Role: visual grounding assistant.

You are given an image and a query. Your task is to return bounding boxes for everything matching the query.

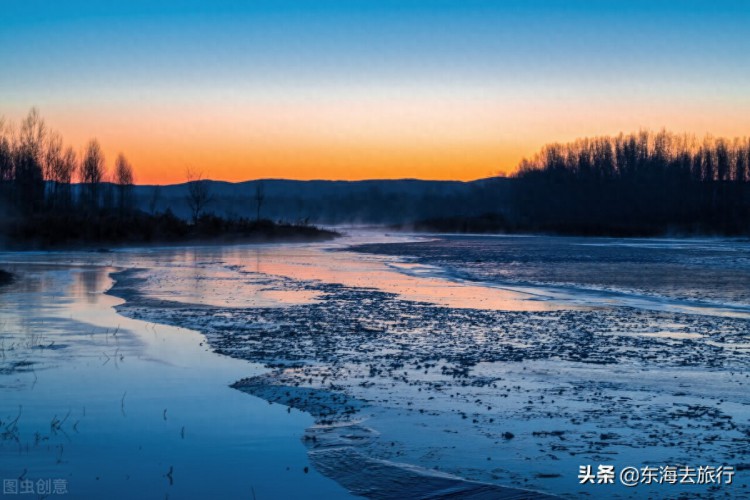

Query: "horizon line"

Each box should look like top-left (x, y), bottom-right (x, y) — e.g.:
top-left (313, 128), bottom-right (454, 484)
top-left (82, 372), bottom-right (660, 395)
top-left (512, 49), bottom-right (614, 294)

top-left (119, 175), bottom-right (509, 187)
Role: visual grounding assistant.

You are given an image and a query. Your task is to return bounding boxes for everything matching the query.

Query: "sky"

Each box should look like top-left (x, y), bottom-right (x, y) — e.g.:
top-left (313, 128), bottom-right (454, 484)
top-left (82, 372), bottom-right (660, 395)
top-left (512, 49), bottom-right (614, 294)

top-left (2, 1), bottom-right (750, 184)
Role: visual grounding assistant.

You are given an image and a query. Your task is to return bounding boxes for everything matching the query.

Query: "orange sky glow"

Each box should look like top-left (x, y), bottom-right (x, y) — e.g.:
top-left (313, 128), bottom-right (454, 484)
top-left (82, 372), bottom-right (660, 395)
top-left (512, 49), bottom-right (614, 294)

top-left (13, 90), bottom-right (745, 185)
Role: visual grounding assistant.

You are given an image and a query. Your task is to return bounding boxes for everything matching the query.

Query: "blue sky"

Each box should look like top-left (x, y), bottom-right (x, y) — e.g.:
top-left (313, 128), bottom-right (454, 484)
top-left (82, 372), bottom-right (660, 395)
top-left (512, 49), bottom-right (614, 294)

top-left (2, 1), bottom-right (749, 182)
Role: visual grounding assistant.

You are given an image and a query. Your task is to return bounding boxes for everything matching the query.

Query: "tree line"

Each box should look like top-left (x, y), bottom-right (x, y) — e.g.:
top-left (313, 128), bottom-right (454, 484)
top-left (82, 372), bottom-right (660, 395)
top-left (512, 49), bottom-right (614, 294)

top-left (0, 108), bottom-right (135, 218)
top-left (0, 108), bottom-right (335, 248)
top-left (4, 108), bottom-right (748, 239)
top-left (511, 130), bottom-right (750, 235)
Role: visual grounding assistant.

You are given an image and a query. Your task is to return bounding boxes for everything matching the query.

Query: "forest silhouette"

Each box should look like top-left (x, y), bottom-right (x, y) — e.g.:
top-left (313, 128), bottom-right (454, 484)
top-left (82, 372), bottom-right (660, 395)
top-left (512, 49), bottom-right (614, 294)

top-left (1, 109), bottom-right (749, 245)
top-left (512, 130), bottom-right (750, 235)
top-left (0, 109), bottom-right (335, 248)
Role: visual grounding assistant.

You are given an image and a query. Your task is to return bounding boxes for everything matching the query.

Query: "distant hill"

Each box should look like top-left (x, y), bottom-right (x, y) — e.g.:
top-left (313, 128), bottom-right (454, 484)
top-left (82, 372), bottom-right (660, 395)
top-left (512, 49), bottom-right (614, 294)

top-left (129, 178), bottom-right (512, 225)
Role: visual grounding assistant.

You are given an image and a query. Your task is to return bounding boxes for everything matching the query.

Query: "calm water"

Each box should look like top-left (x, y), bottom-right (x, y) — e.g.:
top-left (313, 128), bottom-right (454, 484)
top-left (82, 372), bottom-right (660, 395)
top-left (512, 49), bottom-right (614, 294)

top-left (0, 263), bottom-right (354, 499)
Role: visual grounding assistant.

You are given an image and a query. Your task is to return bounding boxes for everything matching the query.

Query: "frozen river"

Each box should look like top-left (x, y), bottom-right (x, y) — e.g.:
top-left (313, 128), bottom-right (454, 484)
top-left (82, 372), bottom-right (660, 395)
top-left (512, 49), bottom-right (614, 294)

top-left (1, 232), bottom-right (748, 498)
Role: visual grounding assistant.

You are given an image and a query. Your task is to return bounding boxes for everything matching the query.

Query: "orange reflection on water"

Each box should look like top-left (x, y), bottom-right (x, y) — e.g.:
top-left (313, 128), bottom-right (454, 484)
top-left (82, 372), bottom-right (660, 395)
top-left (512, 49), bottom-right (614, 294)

top-left (224, 246), bottom-right (562, 311)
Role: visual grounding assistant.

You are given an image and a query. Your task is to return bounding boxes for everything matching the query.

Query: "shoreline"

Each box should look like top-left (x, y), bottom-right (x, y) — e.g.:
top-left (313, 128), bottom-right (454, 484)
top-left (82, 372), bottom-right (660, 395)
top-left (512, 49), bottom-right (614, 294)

top-left (1, 211), bottom-right (340, 252)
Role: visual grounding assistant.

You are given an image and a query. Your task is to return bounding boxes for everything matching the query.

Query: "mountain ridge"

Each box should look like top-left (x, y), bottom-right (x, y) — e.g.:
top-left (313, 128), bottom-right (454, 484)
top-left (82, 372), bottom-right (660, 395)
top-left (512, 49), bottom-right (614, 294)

top-left (126, 177), bottom-right (512, 224)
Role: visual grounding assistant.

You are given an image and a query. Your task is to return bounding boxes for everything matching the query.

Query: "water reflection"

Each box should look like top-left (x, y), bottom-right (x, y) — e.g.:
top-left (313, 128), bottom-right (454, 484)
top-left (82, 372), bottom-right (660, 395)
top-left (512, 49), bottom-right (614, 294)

top-left (0, 237), bottom-right (584, 313)
top-left (0, 261), bottom-right (353, 499)
top-left (116, 243), bottom-right (564, 312)
top-left (4, 233), bottom-right (750, 317)
top-left (74, 266), bottom-right (106, 303)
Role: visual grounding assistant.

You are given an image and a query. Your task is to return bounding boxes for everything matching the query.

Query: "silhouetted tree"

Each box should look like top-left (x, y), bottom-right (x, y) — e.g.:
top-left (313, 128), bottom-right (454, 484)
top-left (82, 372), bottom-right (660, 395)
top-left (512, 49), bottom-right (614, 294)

top-left (0, 118), bottom-right (14, 212)
top-left (57, 146), bottom-right (78, 210)
top-left (185, 168), bottom-right (212, 224)
top-left (80, 139), bottom-right (106, 212)
top-left (44, 131), bottom-right (68, 209)
top-left (114, 153), bottom-right (134, 214)
top-left (14, 108), bottom-right (46, 214)
top-left (18, 108), bottom-right (46, 160)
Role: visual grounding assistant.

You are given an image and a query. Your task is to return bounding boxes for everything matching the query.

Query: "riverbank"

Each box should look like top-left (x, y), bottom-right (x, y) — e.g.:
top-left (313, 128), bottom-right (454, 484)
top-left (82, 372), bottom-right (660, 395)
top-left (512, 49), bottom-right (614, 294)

top-left (1, 212), bottom-right (339, 250)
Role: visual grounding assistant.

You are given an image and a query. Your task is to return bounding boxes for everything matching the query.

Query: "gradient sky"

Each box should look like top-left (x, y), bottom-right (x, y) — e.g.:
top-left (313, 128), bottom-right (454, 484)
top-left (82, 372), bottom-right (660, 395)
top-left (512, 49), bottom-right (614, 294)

top-left (2, 1), bottom-right (750, 184)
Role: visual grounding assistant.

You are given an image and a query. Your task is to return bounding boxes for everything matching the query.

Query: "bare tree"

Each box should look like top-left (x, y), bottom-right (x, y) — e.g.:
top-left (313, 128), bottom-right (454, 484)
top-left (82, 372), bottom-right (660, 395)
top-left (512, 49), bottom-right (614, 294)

top-left (60, 147), bottom-right (77, 184)
top-left (80, 138), bottom-right (106, 211)
top-left (185, 168), bottom-right (212, 224)
top-left (44, 131), bottom-right (65, 207)
top-left (114, 153), bottom-right (135, 213)
top-left (58, 146), bottom-right (77, 209)
top-left (0, 117), bottom-right (13, 181)
top-left (254, 180), bottom-right (265, 221)
top-left (15, 108), bottom-right (46, 213)
top-left (0, 118), bottom-right (14, 212)
top-left (19, 107), bottom-right (46, 160)
top-left (44, 131), bottom-right (63, 181)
